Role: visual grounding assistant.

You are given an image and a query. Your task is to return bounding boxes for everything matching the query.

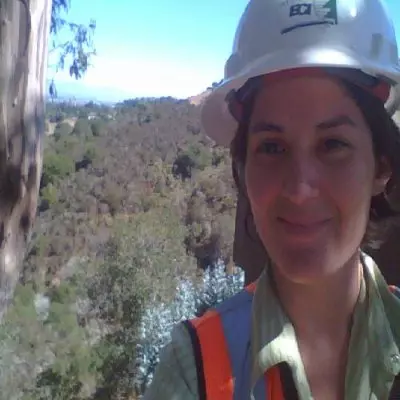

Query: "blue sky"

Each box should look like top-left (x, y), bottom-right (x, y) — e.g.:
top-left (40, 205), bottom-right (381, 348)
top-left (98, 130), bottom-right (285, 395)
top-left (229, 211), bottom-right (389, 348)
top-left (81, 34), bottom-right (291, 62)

top-left (49, 0), bottom-right (400, 103)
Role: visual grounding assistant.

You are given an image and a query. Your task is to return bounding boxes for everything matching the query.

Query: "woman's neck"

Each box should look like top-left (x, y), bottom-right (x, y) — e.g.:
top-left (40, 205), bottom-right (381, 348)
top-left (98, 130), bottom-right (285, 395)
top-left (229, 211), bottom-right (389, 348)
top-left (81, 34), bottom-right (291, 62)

top-left (271, 251), bottom-right (363, 339)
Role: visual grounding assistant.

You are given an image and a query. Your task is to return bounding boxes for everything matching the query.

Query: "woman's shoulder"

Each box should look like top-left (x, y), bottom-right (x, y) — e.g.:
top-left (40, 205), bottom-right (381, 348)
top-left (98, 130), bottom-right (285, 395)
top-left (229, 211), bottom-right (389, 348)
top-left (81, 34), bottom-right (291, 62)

top-left (143, 322), bottom-right (198, 400)
top-left (143, 282), bottom-right (259, 399)
top-left (143, 285), bottom-right (256, 399)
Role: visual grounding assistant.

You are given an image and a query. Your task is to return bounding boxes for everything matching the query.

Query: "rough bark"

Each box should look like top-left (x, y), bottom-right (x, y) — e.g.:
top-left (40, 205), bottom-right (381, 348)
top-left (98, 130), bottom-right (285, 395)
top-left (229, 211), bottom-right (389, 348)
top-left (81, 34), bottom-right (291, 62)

top-left (0, 0), bottom-right (51, 319)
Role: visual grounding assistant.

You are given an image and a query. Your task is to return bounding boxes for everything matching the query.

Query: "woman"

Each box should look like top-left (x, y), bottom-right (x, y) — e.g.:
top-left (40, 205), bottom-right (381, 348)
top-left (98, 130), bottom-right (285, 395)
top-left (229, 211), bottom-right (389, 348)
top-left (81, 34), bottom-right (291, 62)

top-left (144, 0), bottom-right (400, 398)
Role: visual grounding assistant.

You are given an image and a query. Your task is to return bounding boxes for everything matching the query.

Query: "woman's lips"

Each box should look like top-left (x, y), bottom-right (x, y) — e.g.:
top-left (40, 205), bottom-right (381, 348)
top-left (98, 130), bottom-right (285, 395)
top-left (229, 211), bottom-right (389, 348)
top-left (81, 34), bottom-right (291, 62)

top-left (277, 217), bottom-right (331, 237)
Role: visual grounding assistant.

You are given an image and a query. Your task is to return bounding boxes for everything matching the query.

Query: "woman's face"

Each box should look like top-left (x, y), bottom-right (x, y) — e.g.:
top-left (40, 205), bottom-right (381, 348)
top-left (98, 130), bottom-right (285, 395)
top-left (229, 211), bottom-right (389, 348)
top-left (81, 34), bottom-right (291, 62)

top-left (244, 75), bottom-right (390, 283)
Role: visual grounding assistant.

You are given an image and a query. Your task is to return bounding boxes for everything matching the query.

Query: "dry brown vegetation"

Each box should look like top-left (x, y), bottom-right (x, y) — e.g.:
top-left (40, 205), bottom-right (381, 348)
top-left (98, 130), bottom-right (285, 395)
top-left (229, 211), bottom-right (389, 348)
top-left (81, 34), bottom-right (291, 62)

top-left (0, 96), bottom-right (242, 399)
top-left (24, 98), bottom-right (237, 291)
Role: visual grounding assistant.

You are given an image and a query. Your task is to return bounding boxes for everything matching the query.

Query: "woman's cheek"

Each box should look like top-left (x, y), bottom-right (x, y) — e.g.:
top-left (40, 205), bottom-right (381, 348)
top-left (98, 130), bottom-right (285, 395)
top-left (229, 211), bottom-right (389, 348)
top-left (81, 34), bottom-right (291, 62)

top-left (245, 160), bottom-right (279, 205)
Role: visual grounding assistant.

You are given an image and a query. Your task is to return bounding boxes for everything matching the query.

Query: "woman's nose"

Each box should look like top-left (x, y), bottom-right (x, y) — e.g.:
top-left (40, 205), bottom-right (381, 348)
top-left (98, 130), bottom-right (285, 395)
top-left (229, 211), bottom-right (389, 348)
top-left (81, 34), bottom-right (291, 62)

top-left (281, 155), bottom-right (320, 205)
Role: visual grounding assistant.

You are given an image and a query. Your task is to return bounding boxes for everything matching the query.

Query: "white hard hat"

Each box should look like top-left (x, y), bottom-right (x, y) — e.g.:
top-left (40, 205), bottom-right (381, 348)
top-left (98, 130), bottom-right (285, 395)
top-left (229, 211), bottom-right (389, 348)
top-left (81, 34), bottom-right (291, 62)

top-left (201, 0), bottom-right (400, 147)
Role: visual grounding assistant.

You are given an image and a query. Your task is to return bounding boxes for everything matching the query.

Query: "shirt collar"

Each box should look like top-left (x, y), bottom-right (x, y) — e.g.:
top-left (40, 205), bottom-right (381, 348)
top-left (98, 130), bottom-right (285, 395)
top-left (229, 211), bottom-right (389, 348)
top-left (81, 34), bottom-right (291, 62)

top-left (249, 252), bottom-right (400, 396)
top-left (249, 265), bottom-right (310, 396)
top-left (360, 252), bottom-right (400, 376)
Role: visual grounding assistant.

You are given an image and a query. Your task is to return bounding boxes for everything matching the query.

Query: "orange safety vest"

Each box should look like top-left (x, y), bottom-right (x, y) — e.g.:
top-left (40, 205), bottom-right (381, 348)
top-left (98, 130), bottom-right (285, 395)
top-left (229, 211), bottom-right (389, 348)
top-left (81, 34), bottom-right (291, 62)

top-left (183, 282), bottom-right (400, 400)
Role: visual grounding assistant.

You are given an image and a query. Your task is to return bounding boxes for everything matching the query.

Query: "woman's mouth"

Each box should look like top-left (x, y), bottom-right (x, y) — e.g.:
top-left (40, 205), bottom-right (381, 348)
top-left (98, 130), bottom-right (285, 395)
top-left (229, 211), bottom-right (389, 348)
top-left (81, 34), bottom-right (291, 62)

top-left (277, 217), bottom-right (331, 238)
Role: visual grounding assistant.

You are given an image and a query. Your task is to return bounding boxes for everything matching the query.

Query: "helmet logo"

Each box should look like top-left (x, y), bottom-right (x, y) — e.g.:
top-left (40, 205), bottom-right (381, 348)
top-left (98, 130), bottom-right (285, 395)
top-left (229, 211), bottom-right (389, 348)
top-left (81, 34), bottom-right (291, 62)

top-left (289, 3), bottom-right (312, 17)
top-left (281, 0), bottom-right (338, 34)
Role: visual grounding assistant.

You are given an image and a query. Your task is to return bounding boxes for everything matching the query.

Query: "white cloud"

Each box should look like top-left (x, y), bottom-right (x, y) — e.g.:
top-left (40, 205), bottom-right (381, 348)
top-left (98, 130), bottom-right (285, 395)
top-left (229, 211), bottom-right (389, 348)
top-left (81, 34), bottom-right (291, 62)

top-left (52, 55), bottom-right (222, 98)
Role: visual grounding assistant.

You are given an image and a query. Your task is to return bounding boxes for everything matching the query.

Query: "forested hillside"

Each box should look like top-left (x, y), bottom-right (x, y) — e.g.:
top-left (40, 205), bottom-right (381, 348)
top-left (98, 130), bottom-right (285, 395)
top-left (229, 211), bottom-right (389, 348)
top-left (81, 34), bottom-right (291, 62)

top-left (0, 96), bottom-right (243, 399)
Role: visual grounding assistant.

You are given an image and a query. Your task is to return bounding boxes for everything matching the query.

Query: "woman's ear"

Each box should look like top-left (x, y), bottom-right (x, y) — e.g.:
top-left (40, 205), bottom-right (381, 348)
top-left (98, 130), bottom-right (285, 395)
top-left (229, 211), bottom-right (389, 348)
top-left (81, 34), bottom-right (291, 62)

top-left (373, 156), bottom-right (392, 196)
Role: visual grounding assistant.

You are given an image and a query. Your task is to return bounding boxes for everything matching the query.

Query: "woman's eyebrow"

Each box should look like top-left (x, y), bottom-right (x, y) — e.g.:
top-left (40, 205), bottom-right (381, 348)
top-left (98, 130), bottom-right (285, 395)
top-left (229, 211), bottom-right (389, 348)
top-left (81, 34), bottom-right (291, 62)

top-left (250, 121), bottom-right (283, 134)
top-left (250, 114), bottom-right (356, 134)
top-left (317, 115), bottom-right (356, 130)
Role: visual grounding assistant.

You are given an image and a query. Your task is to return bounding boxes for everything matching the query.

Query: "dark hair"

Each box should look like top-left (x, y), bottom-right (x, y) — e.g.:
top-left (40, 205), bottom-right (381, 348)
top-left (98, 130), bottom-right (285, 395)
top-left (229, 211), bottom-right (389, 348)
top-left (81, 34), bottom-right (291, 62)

top-left (230, 78), bottom-right (400, 250)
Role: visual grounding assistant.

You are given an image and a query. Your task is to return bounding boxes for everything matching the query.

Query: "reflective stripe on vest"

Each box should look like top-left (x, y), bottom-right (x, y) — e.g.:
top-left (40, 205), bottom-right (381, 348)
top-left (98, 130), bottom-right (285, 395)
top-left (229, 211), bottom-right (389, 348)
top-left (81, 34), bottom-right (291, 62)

top-left (183, 281), bottom-right (298, 399)
top-left (184, 282), bottom-right (400, 399)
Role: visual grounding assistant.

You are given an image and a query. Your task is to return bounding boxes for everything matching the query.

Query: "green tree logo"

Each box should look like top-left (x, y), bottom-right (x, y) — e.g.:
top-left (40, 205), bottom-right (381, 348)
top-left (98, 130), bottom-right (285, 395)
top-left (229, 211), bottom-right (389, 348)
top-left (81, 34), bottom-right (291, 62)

top-left (318, 0), bottom-right (338, 25)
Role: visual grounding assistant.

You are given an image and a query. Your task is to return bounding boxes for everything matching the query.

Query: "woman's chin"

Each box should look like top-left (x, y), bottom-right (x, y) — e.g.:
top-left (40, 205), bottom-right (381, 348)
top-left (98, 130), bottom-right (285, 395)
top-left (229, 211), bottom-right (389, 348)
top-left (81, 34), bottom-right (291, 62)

top-left (270, 246), bottom-right (338, 285)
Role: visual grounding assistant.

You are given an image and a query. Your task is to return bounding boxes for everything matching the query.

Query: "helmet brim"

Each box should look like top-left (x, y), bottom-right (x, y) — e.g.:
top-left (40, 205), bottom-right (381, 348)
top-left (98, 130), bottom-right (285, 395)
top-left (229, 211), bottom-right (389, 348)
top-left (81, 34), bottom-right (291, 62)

top-left (201, 45), bottom-right (400, 147)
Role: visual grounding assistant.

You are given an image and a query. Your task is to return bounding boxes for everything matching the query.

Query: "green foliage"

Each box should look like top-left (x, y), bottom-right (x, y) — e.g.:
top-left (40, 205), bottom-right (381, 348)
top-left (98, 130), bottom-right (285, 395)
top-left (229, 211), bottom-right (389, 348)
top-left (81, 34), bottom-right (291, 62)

top-left (53, 134), bottom-right (81, 155)
top-left (92, 208), bottom-right (196, 306)
top-left (48, 109), bottom-right (66, 123)
top-left (0, 276), bottom-right (102, 398)
top-left (73, 118), bottom-right (93, 137)
top-left (49, 0), bottom-right (97, 97)
top-left (18, 97), bottom-right (240, 398)
top-left (91, 119), bottom-right (107, 137)
top-left (185, 143), bottom-right (213, 170)
top-left (41, 151), bottom-right (75, 186)
top-left (0, 259), bottom-right (243, 398)
top-left (173, 143), bottom-right (213, 180)
top-left (54, 121), bottom-right (73, 140)
top-left (0, 284), bottom-right (53, 397)
top-left (102, 182), bottom-right (124, 216)
top-left (33, 281), bottom-right (99, 399)
top-left (78, 208), bottom-right (196, 398)
top-left (38, 97), bottom-right (237, 289)
top-left (138, 113), bottom-right (153, 125)
top-left (41, 183), bottom-right (59, 208)
top-left (212, 146), bottom-right (230, 166)
top-left (29, 234), bottom-right (51, 259)
top-left (46, 101), bottom-right (113, 121)
top-left (78, 110), bottom-right (89, 119)
top-left (135, 261), bottom-right (244, 395)
top-left (172, 153), bottom-right (195, 180)
top-left (48, 281), bottom-right (77, 304)
top-left (84, 238), bottom-right (149, 398)
top-left (8, 283), bottom-right (37, 321)
top-left (83, 144), bottom-right (98, 163)
top-left (35, 364), bottom-right (84, 400)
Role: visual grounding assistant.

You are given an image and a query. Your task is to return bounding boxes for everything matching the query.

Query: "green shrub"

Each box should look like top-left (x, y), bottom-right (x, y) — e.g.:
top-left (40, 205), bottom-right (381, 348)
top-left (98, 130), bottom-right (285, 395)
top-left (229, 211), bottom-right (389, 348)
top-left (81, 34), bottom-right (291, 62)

top-left (53, 122), bottom-right (73, 140)
top-left (135, 261), bottom-right (245, 396)
top-left (103, 183), bottom-right (124, 216)
top-left (40, 183), bottom-right (59, 209)
top-left (173, 143), bottom-right (213, 179)
top-left (0, 284), bottom-right (53, 397)
top-left (80, 209), bottom-right (197, 397)
top-left (83, 144), bottom-right (98, 163)
top-left (91, 119), bottom-right (107, 136)
top-left (54, 135), bottom-right (81, 154)
top-left (72, 118), bottom-right (92, 137)
top-left (41, 151), bottom-right (75, 186)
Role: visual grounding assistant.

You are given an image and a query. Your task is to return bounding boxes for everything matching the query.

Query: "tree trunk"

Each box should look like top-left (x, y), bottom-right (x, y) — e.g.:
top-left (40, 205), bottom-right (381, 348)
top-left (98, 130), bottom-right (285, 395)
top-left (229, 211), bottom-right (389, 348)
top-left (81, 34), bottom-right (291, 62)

top-left (0, 0), bottom-right (51, 320)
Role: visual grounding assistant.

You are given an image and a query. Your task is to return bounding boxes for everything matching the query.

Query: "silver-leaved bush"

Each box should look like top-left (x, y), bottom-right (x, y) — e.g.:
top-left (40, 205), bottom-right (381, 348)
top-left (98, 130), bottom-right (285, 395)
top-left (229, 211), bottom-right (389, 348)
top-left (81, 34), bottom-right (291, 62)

top-left (134, 259), bottom-right (244, 396)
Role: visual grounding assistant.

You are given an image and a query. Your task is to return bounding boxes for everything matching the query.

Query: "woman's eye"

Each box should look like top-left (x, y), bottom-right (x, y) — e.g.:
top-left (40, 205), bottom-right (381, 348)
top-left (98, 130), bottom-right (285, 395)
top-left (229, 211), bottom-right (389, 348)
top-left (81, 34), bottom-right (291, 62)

top-left (323, 138), bottom-right (349, 152)
top-left (257, 141), bottom-right (286, 155)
